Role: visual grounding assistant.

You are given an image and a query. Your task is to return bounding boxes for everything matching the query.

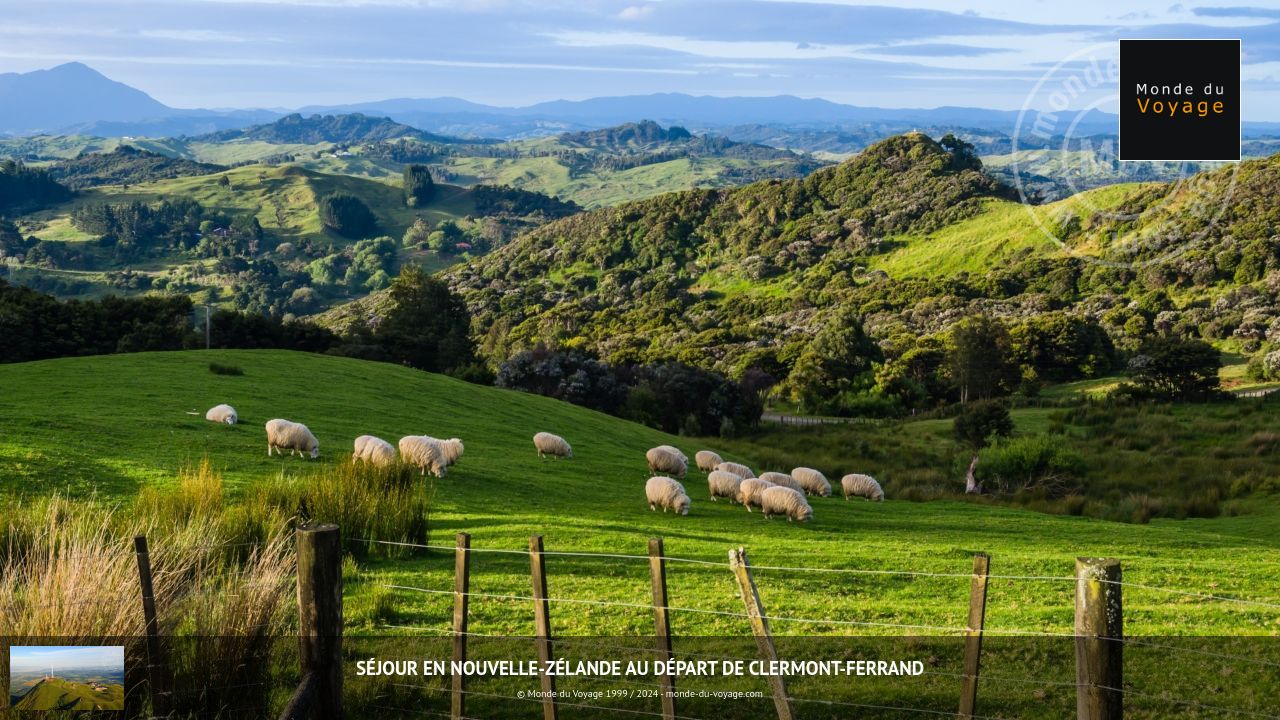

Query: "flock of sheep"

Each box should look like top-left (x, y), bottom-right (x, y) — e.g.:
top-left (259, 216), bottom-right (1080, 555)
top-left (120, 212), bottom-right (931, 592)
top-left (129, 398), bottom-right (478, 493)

top-left (203, 407), bottom-right (882, 524)
top-left (641, 446), bottom-right (883, 523)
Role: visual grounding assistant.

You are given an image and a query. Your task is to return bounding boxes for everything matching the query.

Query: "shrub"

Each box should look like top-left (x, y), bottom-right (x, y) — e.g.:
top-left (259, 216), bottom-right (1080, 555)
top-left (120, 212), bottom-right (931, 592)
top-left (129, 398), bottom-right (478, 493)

top-left (209, 361), bottom-right (244, 376)
top-left (318, 191), bottom-right (378, 239)
top-left (971, 435), bottom-right (1087, 496)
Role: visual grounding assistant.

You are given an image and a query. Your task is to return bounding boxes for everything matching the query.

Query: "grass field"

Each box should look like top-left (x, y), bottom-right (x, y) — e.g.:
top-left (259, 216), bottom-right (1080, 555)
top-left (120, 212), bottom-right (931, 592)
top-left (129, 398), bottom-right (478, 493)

top-left (3, 350), bottom-right (1277, 718)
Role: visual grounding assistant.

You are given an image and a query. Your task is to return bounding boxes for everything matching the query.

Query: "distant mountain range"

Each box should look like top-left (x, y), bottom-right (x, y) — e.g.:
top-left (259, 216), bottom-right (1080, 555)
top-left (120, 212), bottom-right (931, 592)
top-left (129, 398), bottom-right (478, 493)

top-left (4, 62), bottom-right (1280, 144)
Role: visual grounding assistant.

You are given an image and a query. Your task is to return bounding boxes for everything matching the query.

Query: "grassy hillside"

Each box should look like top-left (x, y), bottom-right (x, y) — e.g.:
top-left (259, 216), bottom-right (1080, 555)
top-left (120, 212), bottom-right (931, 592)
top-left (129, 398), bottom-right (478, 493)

top-left (10, 678), bottom-right (124, 711)
top-left (1, 349), bottom-right (1278, 644)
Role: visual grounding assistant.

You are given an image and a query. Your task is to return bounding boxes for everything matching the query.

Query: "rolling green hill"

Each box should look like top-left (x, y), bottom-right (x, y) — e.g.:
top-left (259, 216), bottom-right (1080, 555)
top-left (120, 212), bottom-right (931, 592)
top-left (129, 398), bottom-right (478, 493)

top-left (10, 677), bottom-right (124, 711)
top-left (1, 348), bottom-right (1278, 643)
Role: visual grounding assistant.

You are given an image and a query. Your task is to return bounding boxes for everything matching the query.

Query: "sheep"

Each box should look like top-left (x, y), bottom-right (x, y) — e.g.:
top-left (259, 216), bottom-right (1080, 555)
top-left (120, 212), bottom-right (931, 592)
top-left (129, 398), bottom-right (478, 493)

top-left (533, 432), bottom-right (573, 459)
top-left (707, 470), bottom-right (743, 503)
top-left (656, 445), bottom-right (689, 464)
top-left (737, 477), bottom-right (776, 512)
top-left (399, 435), bottom-right (449, 477)
top-left (716, 461), bottom-right (756, 479)
top-left (695, 450), bottom-right (723, 473)
top-left (759, 471), bottom-right (804, 493)
top-left (265, 419), bottom-right (319, 459)
top-left (646, 446), bottom-right (688, 478)
top-left (353, 435), bottom-right (396, 467)
top-left (439, 438), bottom-right (465, 466)
top-left (760, 486), bottom-right (813, 522)
top-left (841, 473), bottom-right (885, 502)
top-left (205, 404), bottom-right (238, 425)
top-left (645, 476), bottom-right (691, 515)
top-left (791, 467), bottom-right (832, 497)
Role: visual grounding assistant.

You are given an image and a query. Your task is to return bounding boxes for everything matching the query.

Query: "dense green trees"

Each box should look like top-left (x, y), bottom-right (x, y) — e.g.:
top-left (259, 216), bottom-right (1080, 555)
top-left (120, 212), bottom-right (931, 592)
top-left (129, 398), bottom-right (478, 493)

top-left (402, 164), bottom-right (434, 207)
top-left (944, 315), bottom-right (1020, 403)
top-left (787, 307), bottom-right (881, 412)
top-left (372, 266), bottom-right (476, 373)
top-left (1127, 336), bottom-right (1222, 401)
top-left (953, 399), bottom-right (1014, 493)
top-left (0, 159), bottom-right (72, 214)
top-left (318, 192), bottom-right (377, 239)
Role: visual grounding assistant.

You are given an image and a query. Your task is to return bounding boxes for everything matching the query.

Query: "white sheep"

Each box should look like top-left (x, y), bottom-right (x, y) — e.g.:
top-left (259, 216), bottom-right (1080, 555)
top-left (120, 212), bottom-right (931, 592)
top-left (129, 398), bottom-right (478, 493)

top-left (646, 446), bottom-right (688, 478)
top-left (707, 470), bottom-right (743, 503)
top-left (841, 473), bottom-right (884, 502)
top-left (695, 450), bottom-right (723, 473)
top-left (656, 445), bottom-right (689, 464)
top-left (205, 404), bottom-right (238, 425)
top-left (760, 486), bottom-right (813, 522)
top-left (645, 476), bottom-right (691, 515)
top-left (759, 471), bottom-right (804, 493)
top-left (716, 461), bottom-right (755, 479)
top-left (353, 435), bottom-right (396, 467)
top-left (791, 467), bottom-right (832, 497)
top-left (737, 477), bottom-right (776, 512)
top-left (533, 432), bottom-right (573, 459)
top-left (439, 438), bottom-right (465, 466)
top-left (265, 419), bottom-right (319, 459)
top-left (399, 435), bottom-right (449, 477)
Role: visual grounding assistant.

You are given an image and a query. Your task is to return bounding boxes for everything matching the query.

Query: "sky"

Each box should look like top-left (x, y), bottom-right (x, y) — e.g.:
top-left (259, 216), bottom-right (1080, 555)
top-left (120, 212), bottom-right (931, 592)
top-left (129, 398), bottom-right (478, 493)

top-left (9, 645), bottom-right (124, 672)
top-left (0, 0), bottom-right (1279, 117)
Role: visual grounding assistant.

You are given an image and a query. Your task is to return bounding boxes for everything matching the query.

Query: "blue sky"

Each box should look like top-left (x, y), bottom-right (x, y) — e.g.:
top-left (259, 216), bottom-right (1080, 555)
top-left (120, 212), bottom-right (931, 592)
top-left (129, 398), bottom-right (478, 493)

top-left (10, 646), bottom-right (124, 672)
top-left (1, 1), bottom-right (1278, 117)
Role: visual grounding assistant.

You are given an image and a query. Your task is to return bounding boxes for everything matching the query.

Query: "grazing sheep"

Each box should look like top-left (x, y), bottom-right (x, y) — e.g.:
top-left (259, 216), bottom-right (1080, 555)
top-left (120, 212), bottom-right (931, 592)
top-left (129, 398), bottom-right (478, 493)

top-left (533, 432), bottom-right (573, 459)
top-left (716, 461), bottom-right (756, 479)
top-left (695, 450), bottom-right (723, 473)
top-left (353, 435), bottom-right (396, 467)
top-left (841, 474), bottom-right (884, 502)
top-left (205, 404), bottom-right (238, 425)
top-left (646, 446), bottom-right (688, 478)
top-left (759, 471), bottom-right (804, 493)
top-left (399, 435), bottom-right (449, 477)
top-left (439, 438), bottom-right (465, 466)
top-left (707, 470), bottom-right (743, 503)
top-left (265, 419), bottom-right (319, 459)
top-left (645, 476), bottom-right (691, 515)
top-left (656, 445), bottom-right (689, 463)
top-left (760, 486), bottom-right (814, 522)
top-left (791, 467), bottom-right (832, 497)
top-left (737, 477), bottom-right (776, 512)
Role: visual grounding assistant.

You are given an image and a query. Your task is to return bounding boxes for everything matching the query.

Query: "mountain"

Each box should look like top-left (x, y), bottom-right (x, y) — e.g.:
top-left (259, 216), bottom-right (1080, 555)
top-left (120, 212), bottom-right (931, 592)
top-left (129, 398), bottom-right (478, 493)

top-left (0, 63), bottom-right (173, 134)
top-left (48, 145), bottom-right (226, 190)
top-left (195, 113), bottom-right (472, 145)
top-left (445, 132), bottom-right (1280, 405)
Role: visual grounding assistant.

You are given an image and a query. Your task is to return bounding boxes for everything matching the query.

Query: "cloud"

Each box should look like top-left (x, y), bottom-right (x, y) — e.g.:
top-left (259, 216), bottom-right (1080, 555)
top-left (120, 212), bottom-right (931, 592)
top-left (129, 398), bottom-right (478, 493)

top-left (868, 43), bottom-right (1015, 57)
top-left (618, 5), bottom-right (653, 21)
top-left (1192, 6), bottom-right (1280, 19)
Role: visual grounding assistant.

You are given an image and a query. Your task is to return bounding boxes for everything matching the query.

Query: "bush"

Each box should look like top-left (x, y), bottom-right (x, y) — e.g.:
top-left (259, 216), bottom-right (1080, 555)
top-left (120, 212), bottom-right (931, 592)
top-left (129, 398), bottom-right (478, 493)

top-left (209, 362), bottom-right (244, 376)
top-left (971, 435), bottom-right (1087, 496)
top-left (318, 191), bottom-right (378, 239)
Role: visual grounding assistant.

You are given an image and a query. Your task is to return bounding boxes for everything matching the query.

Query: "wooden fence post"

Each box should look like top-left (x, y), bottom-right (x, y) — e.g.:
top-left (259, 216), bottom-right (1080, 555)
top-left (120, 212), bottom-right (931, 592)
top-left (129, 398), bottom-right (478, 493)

top-left (1075, 558), bottom-right (1122, 720)
top-left (296, 523), bottom-right (343, 720)
top-left (648, 538), bottom-right (677, 720)
top-left (134, 535), bottom-right (169, 717)
top-left (529, 535), bottom-right (558, 720)
top-left (958, 552), bottom-right (990, 719)
top-left (452, 533), bottom-right (471, 720)
top-left (728, 547), bottom-right (795, 720)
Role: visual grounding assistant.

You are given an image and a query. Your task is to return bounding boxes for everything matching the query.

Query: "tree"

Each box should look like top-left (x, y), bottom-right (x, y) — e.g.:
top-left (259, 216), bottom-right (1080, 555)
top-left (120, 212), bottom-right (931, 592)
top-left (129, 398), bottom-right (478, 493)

top-left (373, 265), bottom-right (476, 372)
top-left (1127, 336), bottom-right (1221, 401)
top-left (318, 192), bottom-right (377, 239)
top-left (953, 399), bottom-right (1014, 493)
top-left (944, 314), bottom-right (1020, 403)
top-left (787, 307), bottom-right (881, 412)
top-left (403, 164), bottom-right (434, 207)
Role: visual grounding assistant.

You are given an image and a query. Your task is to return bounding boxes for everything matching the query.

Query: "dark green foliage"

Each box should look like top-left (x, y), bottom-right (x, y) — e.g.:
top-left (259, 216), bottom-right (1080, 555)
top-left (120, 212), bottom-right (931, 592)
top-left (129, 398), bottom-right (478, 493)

top-left (471, 184), bottom-right (580, 218)
top-left (953, 399), bottom-right (1014, 451)
top-left (71, 197), bottom-right (208, 260)
top-left (198, 309), bottom-right (338, 353)
top-left (49, 146), bottom-right (224, 189)
top-left (560, 121), bottom-right (693, 148)
top-left (402, 164), bottom-right (434, 206)
top-left (1126, 336), bottom-right (1222, 401)
top-left (1010, 313), bottom-right (1115, 383)
top-left (945, 315), bottom-right (1020, 403)
top-left (318, 191), bottom-right (378, 239)
top-left (624, 362), bottom-right (763, 436)
top-left (370, 266), bottom-right (476, 373)
top-left (0, 159), bottom-right (72, 214)
top-left (497, 346), bottom-right (626, 414)
top-left (787, 306), bottom-right (882, 412)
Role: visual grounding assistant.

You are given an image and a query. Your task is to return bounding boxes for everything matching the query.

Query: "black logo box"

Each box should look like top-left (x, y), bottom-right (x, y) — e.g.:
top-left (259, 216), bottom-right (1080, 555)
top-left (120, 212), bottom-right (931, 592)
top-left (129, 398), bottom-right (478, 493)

top-left (1119, 39), bottom-right (1241, 162)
